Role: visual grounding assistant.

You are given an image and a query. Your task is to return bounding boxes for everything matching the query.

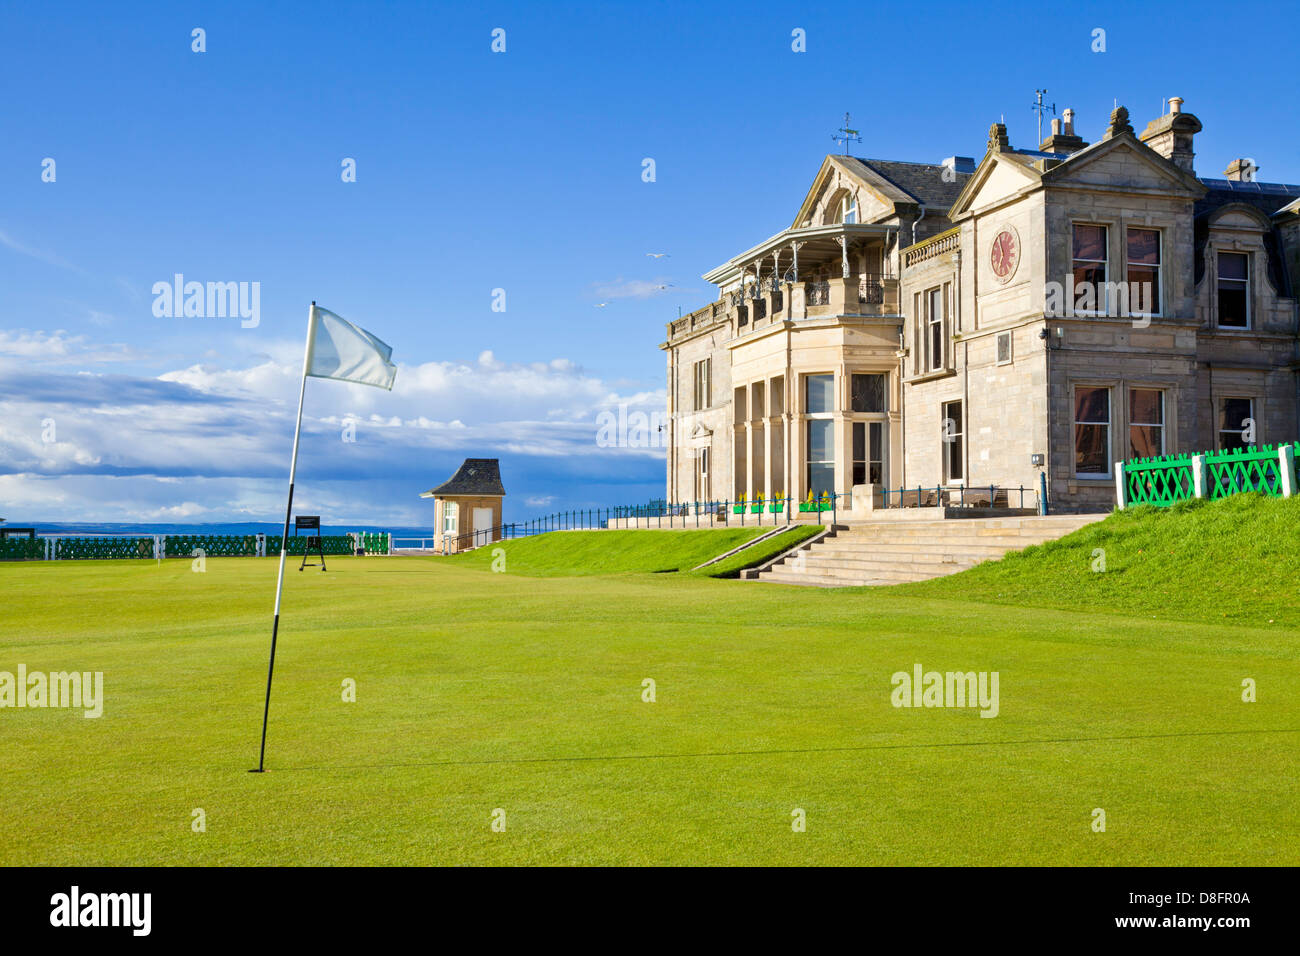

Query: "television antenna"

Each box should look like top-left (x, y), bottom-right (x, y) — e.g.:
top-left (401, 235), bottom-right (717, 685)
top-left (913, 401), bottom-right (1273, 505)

top-left (831, 112), bottom-right (862, 154)
top-left (1031, 89), bottom-right (1056, 145)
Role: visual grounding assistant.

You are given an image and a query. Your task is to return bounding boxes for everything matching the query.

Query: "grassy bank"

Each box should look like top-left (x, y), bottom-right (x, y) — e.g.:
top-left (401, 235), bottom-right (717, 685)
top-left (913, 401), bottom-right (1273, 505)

top-left (902, 494), bottom-right (1300, 628)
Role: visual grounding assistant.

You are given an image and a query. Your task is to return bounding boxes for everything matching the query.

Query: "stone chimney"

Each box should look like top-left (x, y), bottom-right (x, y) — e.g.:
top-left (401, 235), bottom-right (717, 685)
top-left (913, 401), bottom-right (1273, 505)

top-left (987, 122), bottom-right (1010, 152)
top-left (1139, 97), bottom-right (1202, 173)
top-left (1104, 105), bottom-right (1134, 139)
top-left (1039, 108), bottom-right (1088, 154)
top-left (1224, 158), bottom-right (1258, 182)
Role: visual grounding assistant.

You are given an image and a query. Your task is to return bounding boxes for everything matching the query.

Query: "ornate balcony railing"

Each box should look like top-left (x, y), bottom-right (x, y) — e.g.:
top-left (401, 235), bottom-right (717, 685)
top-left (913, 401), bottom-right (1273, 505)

top-left (858, 273), bottom-right (885, 305)
top-left (805, 280), bottom-right (830, 306)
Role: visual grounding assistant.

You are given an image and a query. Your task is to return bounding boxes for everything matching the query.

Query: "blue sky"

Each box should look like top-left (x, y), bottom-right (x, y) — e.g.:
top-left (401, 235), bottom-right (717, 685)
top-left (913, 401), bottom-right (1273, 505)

top-left (2, 0), bottom-right (1296, 526)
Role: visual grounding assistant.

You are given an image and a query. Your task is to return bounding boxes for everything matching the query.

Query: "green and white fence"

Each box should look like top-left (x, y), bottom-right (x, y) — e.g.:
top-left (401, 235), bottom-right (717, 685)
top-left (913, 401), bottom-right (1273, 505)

top-left (1117, 442), bottom-right (1299, 508)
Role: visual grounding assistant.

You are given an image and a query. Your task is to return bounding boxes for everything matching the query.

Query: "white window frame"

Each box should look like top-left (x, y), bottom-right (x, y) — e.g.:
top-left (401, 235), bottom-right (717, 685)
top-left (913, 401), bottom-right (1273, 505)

top-left (1128, 388), bottom-right (1165, 459)
top-left (1125, 227), bottom-right (1162, 318)
top-left (926, 287), bottom-right (944, 372)
top-left (996, 331), bottom-right (1013, 366)
top-left (842, 193), bottom-right (857, 225)
top-left (1071, 222), bottom-right (1109, 316)
top-left (442, 500), bottom-right (459, 534)
top-left (1216, 251), bottom-right (1252, 330)
top-left (942, 399), bottom-right (964, 484)
top-left (1073, 385), bottom-right (1113, 479)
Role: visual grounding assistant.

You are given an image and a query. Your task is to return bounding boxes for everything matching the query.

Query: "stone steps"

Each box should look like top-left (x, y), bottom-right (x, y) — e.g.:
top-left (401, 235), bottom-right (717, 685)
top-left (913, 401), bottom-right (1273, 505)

top-left (755, 513), bottom-right (1106, 588)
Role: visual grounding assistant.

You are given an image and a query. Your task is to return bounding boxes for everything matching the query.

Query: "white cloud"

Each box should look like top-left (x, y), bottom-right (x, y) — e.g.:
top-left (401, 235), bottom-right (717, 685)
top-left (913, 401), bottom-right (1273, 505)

top-left (0, 345), bottom-right (666, 523)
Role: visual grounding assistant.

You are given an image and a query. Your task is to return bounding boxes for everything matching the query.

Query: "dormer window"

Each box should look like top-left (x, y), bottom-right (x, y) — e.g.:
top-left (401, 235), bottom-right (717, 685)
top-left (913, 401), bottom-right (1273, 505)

top-left (1217, 252), bottom-right (1250, 329)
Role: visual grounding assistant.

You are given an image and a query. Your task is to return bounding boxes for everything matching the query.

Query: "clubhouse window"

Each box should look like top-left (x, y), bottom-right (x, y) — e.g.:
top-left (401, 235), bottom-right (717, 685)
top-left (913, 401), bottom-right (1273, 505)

top-left (1129, 389), bottom-right (1165, 458)
top-left (850, 373), bottom-right (886, 413)
top-left (442, 500), bottom-right (458, 534)
top-left (1219, 397), bottom-right (1255, 450)
top-left (692, 358), bottom-right (712, 411)
top-left (852, 421), bottom-right (884, 486)
top-left (805, 374), bottom-right (835, 498)
top-left (942, 400), bottom-right (963, 483)
top-left (1072, 223), bottom-right (1108, 314)
top-left (1217, 252), bottom-right (1250, 328)
top-left (1126, 228), bottom-right (1161, 316)
top-left (925, 287), bottom-right (945, 372)
top-left (1074, 386), bottom-right (1111, 477)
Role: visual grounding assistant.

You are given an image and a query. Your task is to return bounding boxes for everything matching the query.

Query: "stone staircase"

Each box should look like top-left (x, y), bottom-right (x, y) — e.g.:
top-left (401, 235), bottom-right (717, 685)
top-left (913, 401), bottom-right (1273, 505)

top-left (755, 514), bottom-right (1105, 587)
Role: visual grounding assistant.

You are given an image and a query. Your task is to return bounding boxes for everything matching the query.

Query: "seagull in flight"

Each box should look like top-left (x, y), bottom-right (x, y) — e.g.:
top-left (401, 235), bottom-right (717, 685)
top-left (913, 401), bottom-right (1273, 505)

top-left (646, 253), bottom-right (670, 259)
top-left (595, 302), bottom-right (608, 308)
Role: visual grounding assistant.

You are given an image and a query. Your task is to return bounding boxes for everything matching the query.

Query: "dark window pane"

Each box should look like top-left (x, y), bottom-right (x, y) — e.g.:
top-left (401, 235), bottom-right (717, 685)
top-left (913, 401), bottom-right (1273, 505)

top-left (1126, 266), bottom-right (1159, 313)
top-left (1130, 389), bottom-right (1162, 425)
top-left (852, 462), bottom-right (865, 485)
top-left (1074, 386), bottom-right (1109, 424)
top-left (1219, 398), bottom-right (1252, 432)
top-left (944, 401), bottom-right (963, 434)
top-left (869, 462), bottom-right (883, 484)
top-left (946, 437), bottom-right (963, 480)
top-left (1073, 224), bottom-right (1106, 261)
top-left (1130, 424), bottom-right (1163, 459)
top-left (852, 422), bottom-right (864, 462)
top-left (851, 374), bottom-right (886, 412)
top-left (1218, 286), bottom-right (1248, 327)
top-left (1218, 252), bottom-right (1248, 281)
top-left (1127, 228), bottom-right (1160, 265)
top-left (869, 422), bottom-right (883, 461)
top-left (1075, 424), bottom-right (1109, 473)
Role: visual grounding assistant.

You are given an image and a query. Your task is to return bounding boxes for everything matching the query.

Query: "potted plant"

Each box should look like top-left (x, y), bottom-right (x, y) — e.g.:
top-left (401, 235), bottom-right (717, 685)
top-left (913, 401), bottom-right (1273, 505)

top-left (817, 491), bottom-right (832, 512)
top-left (733, 493), bottom-right (747, 515)
top-left (768, 491), bottom-right (784, 514)
top-left (798, 490), bottom-right (816, 513)
top-left (750, 492), bottom-right (764, 514)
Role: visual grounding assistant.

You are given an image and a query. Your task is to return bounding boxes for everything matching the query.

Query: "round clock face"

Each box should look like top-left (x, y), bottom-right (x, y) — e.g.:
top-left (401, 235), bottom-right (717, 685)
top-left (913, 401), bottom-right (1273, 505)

top-left (990, 228), bottom-right (1019, 282)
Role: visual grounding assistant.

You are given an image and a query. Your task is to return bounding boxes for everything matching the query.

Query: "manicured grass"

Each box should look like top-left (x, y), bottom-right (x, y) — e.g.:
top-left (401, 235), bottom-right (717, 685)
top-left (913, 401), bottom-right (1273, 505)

top-left (689, 524), bottom-right (824, 578)
top-left (2, 527), bottom-right (1297, 865)
top-left (903, 494), bottom-right (1300, 628)
top-left (444, 527), bottom-right (767, 576)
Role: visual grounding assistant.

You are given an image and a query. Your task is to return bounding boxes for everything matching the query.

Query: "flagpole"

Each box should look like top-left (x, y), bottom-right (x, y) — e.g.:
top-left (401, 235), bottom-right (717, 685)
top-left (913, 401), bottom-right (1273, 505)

top-left (252, 301), bottom-right (317, 773)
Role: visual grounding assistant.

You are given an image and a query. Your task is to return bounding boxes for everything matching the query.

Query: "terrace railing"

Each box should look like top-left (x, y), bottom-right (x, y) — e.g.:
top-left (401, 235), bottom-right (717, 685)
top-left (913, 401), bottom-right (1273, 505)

top-left (879, 485), bottom-right (1039, 510)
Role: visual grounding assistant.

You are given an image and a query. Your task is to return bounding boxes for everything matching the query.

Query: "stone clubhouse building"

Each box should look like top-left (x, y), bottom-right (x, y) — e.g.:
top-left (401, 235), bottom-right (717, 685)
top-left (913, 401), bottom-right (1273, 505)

top-left (660, 98), bottom-right (1300, 514)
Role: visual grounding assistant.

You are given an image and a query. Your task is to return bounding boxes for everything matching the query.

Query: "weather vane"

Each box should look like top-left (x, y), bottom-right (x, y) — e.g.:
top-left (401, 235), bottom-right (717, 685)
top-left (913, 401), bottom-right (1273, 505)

top-left (1031, 89), bottom-right (1056, 145)
top-left (831, 112), bottom-right (862, 153)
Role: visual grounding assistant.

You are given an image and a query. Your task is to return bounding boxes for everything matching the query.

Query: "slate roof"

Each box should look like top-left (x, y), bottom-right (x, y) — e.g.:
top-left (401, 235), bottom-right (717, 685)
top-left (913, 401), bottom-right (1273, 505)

top-left (424, 458), bottom-right (505, 497)
top-left (844, 157), bottom-right (973, 209)
top-left (1193, 178), bottom-right (1300, 296)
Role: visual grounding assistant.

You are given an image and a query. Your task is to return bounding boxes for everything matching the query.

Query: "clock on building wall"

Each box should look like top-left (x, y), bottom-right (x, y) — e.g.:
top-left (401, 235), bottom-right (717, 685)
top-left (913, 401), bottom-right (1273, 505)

top-left (989, 226), bottom-right (1020, 283)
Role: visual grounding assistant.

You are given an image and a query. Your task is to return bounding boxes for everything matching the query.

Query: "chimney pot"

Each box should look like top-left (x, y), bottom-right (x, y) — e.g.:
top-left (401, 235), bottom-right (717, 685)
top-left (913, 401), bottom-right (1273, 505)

top-left (1169, 96), bottom-right (1183, 115)
top-left (1062, 108), bottom-right (1075, 135)
top-left (1051, 117), bottom-right (1062, 135)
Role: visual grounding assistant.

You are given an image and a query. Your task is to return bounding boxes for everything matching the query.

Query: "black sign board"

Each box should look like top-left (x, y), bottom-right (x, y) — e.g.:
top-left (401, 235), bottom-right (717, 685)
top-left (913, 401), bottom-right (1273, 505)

top-left (295, 515), bottom-right (321, 532)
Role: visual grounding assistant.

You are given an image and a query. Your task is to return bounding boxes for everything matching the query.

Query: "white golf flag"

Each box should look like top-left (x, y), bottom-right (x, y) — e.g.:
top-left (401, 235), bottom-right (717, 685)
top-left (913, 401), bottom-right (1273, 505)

top-left (306, 305), bottom-right (397, 390)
